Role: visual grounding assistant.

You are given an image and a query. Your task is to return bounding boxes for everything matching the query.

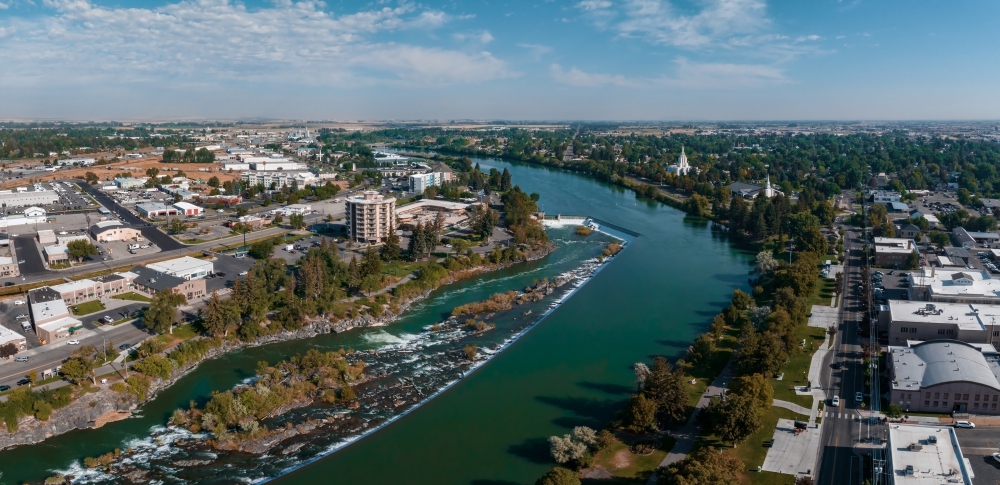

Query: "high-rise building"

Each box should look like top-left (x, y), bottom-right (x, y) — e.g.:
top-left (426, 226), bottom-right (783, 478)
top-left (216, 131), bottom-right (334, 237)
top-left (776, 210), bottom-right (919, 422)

top-left (345, 191), bottom-right (396, 244)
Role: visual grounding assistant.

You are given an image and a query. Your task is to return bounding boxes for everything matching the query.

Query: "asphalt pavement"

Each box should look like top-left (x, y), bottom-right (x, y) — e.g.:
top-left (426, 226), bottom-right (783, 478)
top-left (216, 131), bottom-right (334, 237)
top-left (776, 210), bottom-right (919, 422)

top-left (12, 235), bottom-right (46, 275)
top-left (77, 180), bottom-right (183, 251)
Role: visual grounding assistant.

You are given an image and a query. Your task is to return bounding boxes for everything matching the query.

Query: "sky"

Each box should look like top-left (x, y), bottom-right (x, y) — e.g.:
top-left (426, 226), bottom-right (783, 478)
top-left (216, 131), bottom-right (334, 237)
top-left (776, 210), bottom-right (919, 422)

top-left (0, 0), bottom-right (997, 121)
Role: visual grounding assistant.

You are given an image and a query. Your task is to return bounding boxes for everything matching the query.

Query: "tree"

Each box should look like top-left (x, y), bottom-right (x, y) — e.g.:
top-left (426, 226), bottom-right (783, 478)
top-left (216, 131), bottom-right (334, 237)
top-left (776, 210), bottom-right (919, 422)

top-left (535, 467), bottom-right (580, 485)
top-left (84, 171), bottom-right (99, 184)
top-left (704, 393), bottom-right (764, 445)
top-left (463, 344), bottom-right (477, 360)
top-left (0, 342), bottom-right (17, 359)
top-left (408, 222), bottom-right (428, 260)
top-left (795, 477), bottom-right (815, 485)
top-left (644, 356), bottom-right (688, 423)
top-left (884, 402), bottom-right (903, 419)
top-left (684, 194), bottom-right (710, 217)
top-left (203, 291), bottom-right (240, 337)
top-left (381, 232), bottom-right (401, 262)
top-left (928, 230), bottom-right (950, 249)
top-left (623, 393), bottom-right (658, 432)
top-left (143, 291), bottom-right (187, 334)
top-left (289, 213), bottom-right (306, 229)
top-left (905, 251), bottom-right (919, 270)
top-left (727, 373), bottom-right (774, 411)
top-left (548, 434), bottom-right (589, 464)
top-left (207, 176), bottom-right (220, 187)
top-left (660, 446), bottom-right (744, 485)
top-left (66, 239), bottom-right (97, 262)
top-left (500, 167), bottom-right (513, 191)
top-left (26, 370), bottom-right (37, 384)
top-left (236, 207), bottom-right (249, 218)
top-left (61, 346), bottom-right (98, 385)
top-left (168, 217), bottom-right (186, 235)
top-left (755, 250), bottom-right (779, 275)
top-left (249, 240), bottom-right (274, 259)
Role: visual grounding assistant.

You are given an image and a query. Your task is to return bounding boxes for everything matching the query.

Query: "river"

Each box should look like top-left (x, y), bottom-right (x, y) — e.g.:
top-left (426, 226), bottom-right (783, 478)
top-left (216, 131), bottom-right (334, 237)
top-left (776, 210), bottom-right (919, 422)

top-left (0, 157), bottom-right (752, 485)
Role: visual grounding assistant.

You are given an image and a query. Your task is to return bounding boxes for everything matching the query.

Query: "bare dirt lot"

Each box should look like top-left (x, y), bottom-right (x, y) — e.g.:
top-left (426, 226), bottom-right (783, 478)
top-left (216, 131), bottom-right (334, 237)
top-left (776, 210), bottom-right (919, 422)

top-left (1, 155), bottom-right (243, 190)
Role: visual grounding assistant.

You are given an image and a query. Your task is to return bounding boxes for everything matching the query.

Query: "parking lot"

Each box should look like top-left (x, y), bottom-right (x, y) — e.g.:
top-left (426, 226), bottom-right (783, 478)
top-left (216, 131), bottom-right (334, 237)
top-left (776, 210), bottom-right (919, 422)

top-left (203, 254), bottom-right (256, 294)
top-left (98, 239), bottom-right (160, 262)
top-left (956, 427), bottom-right (1000, 483)
top-left (0, 295), bottom-right (40, 351)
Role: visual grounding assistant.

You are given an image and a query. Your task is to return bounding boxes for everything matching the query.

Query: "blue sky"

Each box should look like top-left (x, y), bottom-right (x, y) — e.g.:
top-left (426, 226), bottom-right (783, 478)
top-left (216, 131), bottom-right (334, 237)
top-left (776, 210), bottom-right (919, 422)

top-left (0, 0), bottom-right (997, 120)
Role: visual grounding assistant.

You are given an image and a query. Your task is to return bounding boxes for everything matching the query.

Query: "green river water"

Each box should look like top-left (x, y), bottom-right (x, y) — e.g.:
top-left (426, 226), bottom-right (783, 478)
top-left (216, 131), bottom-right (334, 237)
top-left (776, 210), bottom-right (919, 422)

top-left (0, 158), bottom-right (752, 485)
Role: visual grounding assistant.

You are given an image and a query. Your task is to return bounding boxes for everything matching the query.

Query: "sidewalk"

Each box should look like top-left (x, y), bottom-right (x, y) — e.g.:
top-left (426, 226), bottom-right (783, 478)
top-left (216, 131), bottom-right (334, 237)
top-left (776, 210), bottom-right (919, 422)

top-left (646, 362), bottom-right (734, 484)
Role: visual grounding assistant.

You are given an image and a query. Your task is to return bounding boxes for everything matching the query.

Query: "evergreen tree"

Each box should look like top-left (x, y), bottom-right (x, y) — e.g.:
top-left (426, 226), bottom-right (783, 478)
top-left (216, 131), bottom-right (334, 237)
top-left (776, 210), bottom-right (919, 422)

top-left (381, 232), bottom-right (401, 262)
top-left (500, 167), bottom-right (512, 191)
top-left (408, 222), bottom-right (427, 260)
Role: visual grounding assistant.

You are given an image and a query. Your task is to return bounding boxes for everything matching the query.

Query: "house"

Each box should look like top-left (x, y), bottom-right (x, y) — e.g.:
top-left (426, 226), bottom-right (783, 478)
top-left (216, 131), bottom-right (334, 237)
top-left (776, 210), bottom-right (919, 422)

top-left (145, 256), bottom-right (213, 280)
top-left (129, 266), bottom-right (207, 300)
top-left (896, 223), bottom-right (921, 239)
top-left (873, 237), bottom-right (917, 267)
top-left (43, 244), bottom-right (70, 265)
top-left (888, 340), bottom-right (1000, 415)
top-left (90, 220), bottom-right (142, 243)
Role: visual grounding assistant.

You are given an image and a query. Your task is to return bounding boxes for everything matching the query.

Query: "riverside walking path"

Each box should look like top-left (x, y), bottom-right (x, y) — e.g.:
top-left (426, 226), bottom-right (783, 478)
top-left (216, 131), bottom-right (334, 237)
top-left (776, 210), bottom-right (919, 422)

top-left (646, 362), bottom-right (735, 484)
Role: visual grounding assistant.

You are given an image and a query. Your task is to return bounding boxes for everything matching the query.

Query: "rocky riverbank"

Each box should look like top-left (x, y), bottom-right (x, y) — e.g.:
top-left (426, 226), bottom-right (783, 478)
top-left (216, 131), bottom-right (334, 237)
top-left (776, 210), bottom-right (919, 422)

top-left (0, 244), bottom-right (557, 452)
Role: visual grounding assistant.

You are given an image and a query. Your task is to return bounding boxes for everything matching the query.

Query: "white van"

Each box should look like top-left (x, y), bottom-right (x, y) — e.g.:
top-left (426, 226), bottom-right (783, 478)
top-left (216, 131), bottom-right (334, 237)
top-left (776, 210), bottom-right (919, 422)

top-left (128, 244), bottom-right (140, 250)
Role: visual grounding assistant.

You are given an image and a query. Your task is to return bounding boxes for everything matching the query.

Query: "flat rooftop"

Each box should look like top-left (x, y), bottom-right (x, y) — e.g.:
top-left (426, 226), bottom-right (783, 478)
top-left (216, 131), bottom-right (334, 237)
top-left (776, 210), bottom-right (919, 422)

top-left (888, 425), bottom-right (972, 485)
top-left (397, 199), bottom-right (471, 213)
top-left (911, 268), bottom-right (1000, 299)
top-left (146, 256), bottom-right (213, 276)
top-left (887, 300), bottom-right (1000, 331)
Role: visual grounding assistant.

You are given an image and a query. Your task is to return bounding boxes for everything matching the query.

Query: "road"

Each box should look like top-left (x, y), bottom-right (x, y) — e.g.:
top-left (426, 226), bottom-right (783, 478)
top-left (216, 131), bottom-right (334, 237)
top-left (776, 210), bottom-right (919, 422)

top-left (0, 321), bottom-right (152, 389)
top-left (817, 195), bottom-right (887, 485)
top-left (77, 180), bottom-right (183, 251)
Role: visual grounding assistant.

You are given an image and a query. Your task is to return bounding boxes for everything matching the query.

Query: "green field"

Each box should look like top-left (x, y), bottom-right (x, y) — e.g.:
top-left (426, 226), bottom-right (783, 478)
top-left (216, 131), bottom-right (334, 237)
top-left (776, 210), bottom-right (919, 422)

top-left (71, 300), bottom-right (106, 316)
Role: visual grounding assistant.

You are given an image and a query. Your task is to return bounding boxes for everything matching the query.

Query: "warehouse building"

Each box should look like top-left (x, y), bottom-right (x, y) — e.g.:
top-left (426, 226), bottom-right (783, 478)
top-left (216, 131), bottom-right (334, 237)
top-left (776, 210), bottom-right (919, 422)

top-left (146, 256), bottom-right (213, 280)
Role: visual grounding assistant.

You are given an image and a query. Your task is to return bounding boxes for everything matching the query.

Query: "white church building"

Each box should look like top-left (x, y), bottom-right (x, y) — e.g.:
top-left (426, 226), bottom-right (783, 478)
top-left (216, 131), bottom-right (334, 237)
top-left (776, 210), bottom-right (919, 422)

top-left (667, 146), bottom-right (693, 176)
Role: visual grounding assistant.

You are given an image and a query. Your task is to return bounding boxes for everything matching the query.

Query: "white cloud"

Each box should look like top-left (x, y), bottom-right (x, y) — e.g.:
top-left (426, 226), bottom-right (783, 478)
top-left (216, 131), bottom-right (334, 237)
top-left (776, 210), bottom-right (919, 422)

top-left (517, 43), bottom-right (552, 60)
top-left (795, 34), bottom-right (821, 42)
top-left (550, 64), bottom-right (640, 87)
top-left (550, 57), bottom-right (786, 89)
top-left (0, 0), bottom-right (512, 87)
top-left (0, 3), bottom-right (9, 9)
top-left (616, 0), bottom-right (768, 48)
top-left (453, 30), bottom-right (494, 44)
top-left (576, 0), bottom-right (612, 11)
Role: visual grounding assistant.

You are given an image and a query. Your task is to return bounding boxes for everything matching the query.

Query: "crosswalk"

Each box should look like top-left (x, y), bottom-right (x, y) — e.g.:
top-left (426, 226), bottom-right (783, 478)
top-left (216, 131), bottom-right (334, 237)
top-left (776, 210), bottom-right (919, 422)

top-left (823, 412), bottom-right (853, 419)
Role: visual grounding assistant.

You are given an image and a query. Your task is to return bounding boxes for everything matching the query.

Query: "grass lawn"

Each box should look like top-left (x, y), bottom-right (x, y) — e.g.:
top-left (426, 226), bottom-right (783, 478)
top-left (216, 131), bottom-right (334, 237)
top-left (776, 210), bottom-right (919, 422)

top-left (693, 406), bottom-right (805, 485)
top-left (587, 435), bottom-right (677, 484)
top-left (155, 323), bottom-right (199, 349)
top-left (770, 276), bottom-right (834, 408)
top-left (806, 278), bottom-right (836, 307)
top-left (383, 260), bottom-right (428, 278)
top-left (71, 300), bottom-right (106, 316)
top-left (112, 292), bottom-right (152, 303)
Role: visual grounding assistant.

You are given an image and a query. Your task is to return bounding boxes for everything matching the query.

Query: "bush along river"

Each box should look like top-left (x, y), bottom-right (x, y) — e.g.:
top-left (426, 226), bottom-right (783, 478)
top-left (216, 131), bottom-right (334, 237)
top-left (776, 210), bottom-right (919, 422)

top-left (0, 156), bottom-right (752, 485)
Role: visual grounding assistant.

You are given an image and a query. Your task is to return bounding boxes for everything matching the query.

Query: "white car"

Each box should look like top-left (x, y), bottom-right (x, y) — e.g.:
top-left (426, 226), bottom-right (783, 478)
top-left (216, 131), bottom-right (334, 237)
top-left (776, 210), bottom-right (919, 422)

top-left (13, 300), bottom-right (24, 305)
top-left (239, 271), bottom-right (249, 276)
top-left (67, 339), bottom-right (80, 345)
top-left (955, 420), bottom-right (976, 428)
top-left (831, 395), bottom-right (840, 407)
top-left (992, 453), bottom-right (1000, 465)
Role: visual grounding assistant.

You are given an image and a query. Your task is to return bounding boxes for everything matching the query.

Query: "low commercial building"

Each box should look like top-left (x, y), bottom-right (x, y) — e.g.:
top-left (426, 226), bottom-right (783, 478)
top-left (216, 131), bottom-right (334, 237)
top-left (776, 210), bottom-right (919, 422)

top-left (0, 189), bottom-right (59, 208)
top-left (896, 223), bottom-right (921, 239)
top-left (872, 190), bottom-right (902, 204)
top-left (881, 300), bottom-right (1000, 345)
top-left (874, 237), bottom-right (918, 268)
top-left (908, 268), bottom-right (1000, 304)
top-left (0, 242), bottom-right (19, 277)
top-left (0, 325), bottom-right (27, 353)
top-left (944, 247), bottom-right (972, 265)
top-left (145, 256), bottom-right (213, 280)
top-left (56, 234), bottom-right (89, 246)
top-left (888, 339), bottom-right (1000, 414)
top-left (953, 227), bottom-right (977, 249)
top-left (43, 244), bottom-right (70, 265)
top-left (136, 202), bottom-right (178, 218)
top-left (114, 178), bottom-right (147, 189)
top-left (172, 201), bottom-right (203, 216)
top-left (886, 425), bottom-right (972, 485)
top-left (129, 265), bottom-right (207, 300)
top-left (345, 191), bottom-right (396, 244)
top-left (270, 204), bottom-right (312, 216)
top-left (37, 229), bottom-right (56, 245)
top-left (90, 221), bottom-right (142, 242)
top-left (28, 287), bottom-right (83, 343)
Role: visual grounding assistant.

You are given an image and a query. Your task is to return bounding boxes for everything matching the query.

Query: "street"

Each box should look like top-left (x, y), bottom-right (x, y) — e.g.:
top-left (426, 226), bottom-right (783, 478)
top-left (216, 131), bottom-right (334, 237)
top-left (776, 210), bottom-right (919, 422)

top-left (817, 195), bottom-right (887, 485)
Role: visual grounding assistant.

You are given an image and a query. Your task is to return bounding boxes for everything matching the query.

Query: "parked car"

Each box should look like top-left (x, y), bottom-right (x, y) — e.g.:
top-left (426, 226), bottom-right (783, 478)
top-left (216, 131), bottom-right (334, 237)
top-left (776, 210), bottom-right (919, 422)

top-left (855, 392), bottom-right (863, 402)
top-left (955, 420), bottom-right (976, 428)
top-left (13, 300), bottom-right (24, 305)
top-left (14, 356), bottom-right (28, 363)
top-left (992, 452), bottom-right (1000, 464)
top-left (16, 379), bottom-right (30, 386)
top-left (239, 271), bottom-right (248, 276)
top-left (3, 282), bottom-right (12, 286)
top-left (103, 316), bottom-right (114, 324)
top-left (67, 339), bottom-right (80, 345)
top-left (119, 343), bottom-right (131, 350)
top-left (15, 314), bottom-right (28, 319)
top-left (0, 385), bottom-right (10, 392)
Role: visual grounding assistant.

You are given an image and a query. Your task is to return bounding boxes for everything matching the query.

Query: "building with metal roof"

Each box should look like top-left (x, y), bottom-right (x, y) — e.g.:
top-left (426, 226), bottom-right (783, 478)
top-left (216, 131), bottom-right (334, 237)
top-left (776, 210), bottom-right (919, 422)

top-left (888, 339), bottom-right (1000, 414)
top-left (886, 425), bottom-right (972, 485)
